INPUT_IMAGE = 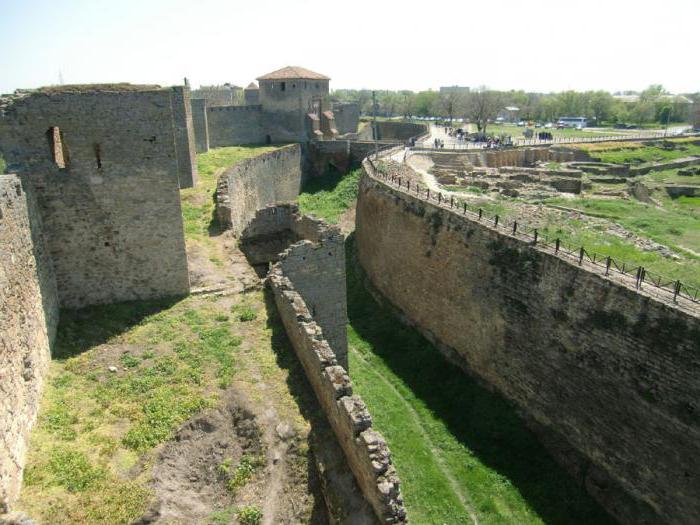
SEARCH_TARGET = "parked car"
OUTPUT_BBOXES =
[517,121,526,127]
[544,122,554,129]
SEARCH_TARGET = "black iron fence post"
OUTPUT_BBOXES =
[555,238,560,253]
[512,221,517,235]
[674,280,681,303]
[533,229,538,244]
[494,215,499,227]
[578,247,584,265]
[605,256,611,276]
[478,209,482,220]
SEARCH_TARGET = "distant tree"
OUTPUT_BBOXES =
[414,91,439,116]
[398,91,417,119]
[631,100,655,126]
[588,91,615,124]
[434,90,466,124]
[464,88,502,135]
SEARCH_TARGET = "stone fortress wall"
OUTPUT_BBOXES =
[0,84,197,511]
[355,159,700,525]
[190,98,210,153]
[0,85,194,308]
[215,144,304,235]
[332,103,360,135]
[0,176,58,512]
[206,104,267,147]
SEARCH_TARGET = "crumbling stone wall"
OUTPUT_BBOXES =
[414,146,588,168]
[269,237,405,523]
[236,204,349,366]
[0,175,58,512]
[215,144,303,235]
[355,163,700,525]
[0,85,191,308]
[276,214,348,368]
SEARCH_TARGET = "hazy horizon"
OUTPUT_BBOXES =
[1,0,698,95]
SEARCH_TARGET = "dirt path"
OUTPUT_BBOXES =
[351,348,479,524]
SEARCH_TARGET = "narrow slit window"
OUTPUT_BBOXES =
[46,126,68,168]
[281,82,286,92]
[94,143,102,168]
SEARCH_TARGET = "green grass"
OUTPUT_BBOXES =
[446,185,486,194]
[0,153,6,173]
[231,302,258,322]
[297,168,362,223]
[344,238,614,524]
[544,197,700,286]
[582,139,700,165]
[17,295,248,522]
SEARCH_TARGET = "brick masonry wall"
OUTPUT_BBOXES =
[190,98,210,153]
[269,261,405,524]
[206,105,266,147]
[215,144,303,235]
[355,163,700,525]
[0,86,191,308]
[0,175,58,512]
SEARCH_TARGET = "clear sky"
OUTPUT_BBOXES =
[1,0,698,95]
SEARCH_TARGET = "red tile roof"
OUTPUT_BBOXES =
[257,66,330,81]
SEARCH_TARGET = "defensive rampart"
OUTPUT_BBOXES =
[207,104,266,147]
[0,175,58,512]
[268,217,405,523]
[215,144,304,235]
[191,98,210,153]
[355,159,700,525]
[0,85,192,309]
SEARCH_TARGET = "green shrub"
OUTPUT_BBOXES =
[237,505,263,525]
[219,454,265,494]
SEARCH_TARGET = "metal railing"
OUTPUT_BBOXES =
[415,130,697,151]
[365,157,700,309]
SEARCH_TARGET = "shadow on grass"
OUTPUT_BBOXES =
[300,166,346,195]
[344,234,615,524]
[53,296,184,360]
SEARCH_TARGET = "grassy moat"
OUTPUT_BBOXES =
[299,168,614,524]
[19,144,657,524]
